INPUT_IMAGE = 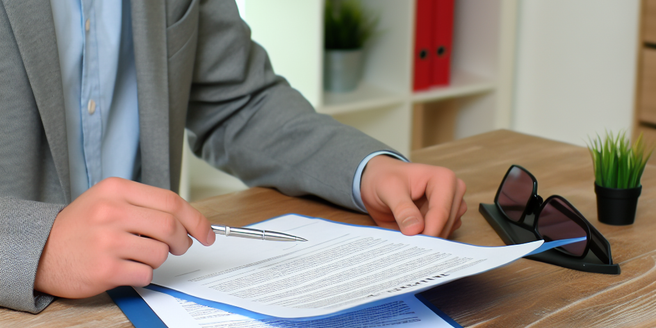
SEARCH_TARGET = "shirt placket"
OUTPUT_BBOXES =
[80,0,102,188]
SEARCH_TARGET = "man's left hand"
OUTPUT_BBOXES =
[360,156,467,238]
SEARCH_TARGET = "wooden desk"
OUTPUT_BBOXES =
[2,130,655,327]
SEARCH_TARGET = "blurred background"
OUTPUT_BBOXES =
[181,0,643,201]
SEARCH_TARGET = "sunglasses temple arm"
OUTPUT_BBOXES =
[549,199,613,264]
[588,226,613,265]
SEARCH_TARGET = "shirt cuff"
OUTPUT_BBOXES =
[352,151,409,213]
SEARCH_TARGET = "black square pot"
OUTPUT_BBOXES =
[594,183,642,225]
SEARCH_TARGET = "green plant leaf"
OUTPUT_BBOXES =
[325,0,379,50]
[587,130,654,189]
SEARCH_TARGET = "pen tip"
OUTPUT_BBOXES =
[298,237,308,242]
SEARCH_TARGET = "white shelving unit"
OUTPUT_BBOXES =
[245,0,517,154]
[181,0,518,201]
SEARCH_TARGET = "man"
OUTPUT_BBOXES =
[0,0,466,313]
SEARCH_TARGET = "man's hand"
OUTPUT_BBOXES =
[34,178,215,298]
[360,156,467,238]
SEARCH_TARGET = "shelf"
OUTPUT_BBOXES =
[411,70,495,103]
[317,70,494,116]
[317,82,405,115]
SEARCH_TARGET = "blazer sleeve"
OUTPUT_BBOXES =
[185,1,397,211]
[0,198,62,313]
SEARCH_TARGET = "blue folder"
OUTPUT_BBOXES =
[107,286,462,328]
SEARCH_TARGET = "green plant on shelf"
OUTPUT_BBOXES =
[324,0,379,50]
[588,131,653,189]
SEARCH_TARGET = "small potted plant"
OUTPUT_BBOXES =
[588,131,653,225]
[323,0,378,92]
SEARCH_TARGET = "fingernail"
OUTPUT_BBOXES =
[401,216,420,228]
[206,229,216,245]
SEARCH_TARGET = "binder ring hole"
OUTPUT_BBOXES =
[437,46,447,57]
[419,49,429,59]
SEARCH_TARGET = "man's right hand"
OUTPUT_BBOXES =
[34,177,215,298]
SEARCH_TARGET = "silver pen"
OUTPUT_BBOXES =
[211,225,308,242]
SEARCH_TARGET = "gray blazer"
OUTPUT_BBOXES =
[0,0,392,313]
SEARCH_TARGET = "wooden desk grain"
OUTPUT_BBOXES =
[2,130,654,327]
[412,130,656,327]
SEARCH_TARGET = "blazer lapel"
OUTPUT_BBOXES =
[2,0,71,202]
[130,1,171,190]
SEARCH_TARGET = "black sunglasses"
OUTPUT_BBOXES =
[494,165,615,268]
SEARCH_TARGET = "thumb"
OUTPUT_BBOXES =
[379,189,425,235]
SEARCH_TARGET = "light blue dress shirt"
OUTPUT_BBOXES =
[51,0,140,200]
[50,0,404,210]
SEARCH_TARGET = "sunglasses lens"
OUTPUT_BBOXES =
[537,198,587,257]
[498,166,534,222]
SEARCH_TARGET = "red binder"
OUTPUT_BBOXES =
[431,0,454,87]
[412,0,454,91]
[413,0,434,91]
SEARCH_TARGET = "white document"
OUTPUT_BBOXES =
[152,214,541,319]
[135,287,459,327]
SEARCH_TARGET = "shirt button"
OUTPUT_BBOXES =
[88,99,96,115]
[85,19,90,32]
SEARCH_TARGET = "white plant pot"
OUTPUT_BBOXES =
[323,49,363,93]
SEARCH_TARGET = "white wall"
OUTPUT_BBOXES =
[244,0,323,107]
[512,1,641,146]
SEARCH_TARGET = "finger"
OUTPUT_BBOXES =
[457,198,468,218]
[449,199,467,236]
[116,232,171,269]
[422,172,458,237]
[377,180,425,235]
[98,178,215,246]
[438,179,467,238]
[450,217,462,234]
[112,260,156,288]
[447,199,466,236]
[119,205,193,255]
[366,203,400,229]
[132,188,213,246]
